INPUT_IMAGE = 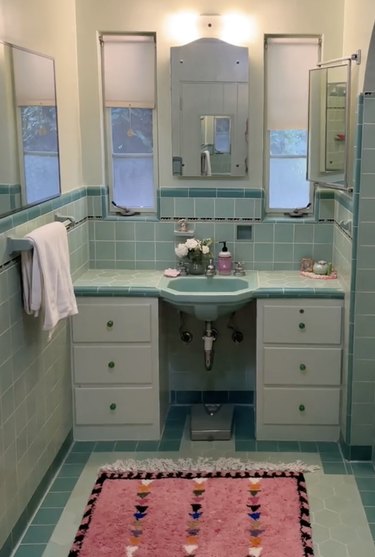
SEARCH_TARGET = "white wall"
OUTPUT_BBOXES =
[0,0,82,192]
[1,0,374,196]
[76,0,346,190]
[343,0,375,91]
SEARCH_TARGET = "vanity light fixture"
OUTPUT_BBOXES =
[167,12,256,46]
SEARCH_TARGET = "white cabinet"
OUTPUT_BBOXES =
[71,297,168,441]
[256,299,343,441]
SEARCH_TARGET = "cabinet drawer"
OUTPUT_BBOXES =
[75,387,155,425]
[262,303,342,344]
[262,388,340,425]
[72,302,152,342]
[73,345,153,384]
[263,347,341,385]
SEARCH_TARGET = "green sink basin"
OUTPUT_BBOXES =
[167,277,248,293]
[159,273,257,321]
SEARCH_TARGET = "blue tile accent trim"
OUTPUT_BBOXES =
[244,189,263,198]
[316,189,335,200]
[160,188,190,197]
[170,390,255,404]
[189,188,217,197]
[0,431,72,557]
[87,185,106,195]
[0,183,21,193]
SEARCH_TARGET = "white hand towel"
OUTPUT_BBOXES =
[21,221,78,336]
[200,150,212,176]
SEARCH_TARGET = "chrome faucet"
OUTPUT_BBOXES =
[205,258,216,277]
[233,261,246,276]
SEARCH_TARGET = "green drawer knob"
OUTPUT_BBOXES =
[107,320,114,328]
[299,363,306,371]
[299,322,305,330]
[299,404,305,412]
[109,402,116,410]
[108,361,115,369]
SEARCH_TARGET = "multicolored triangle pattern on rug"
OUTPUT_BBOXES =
[69,469,314,557]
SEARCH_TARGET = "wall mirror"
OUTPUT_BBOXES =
[171,38,249,178]
[307,62,351,190]
[0,41,60,218]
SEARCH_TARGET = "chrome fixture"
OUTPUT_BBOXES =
[202,320,216,370]
[233,261,246,276]
[339,219,352,234]
[205,258,216,277]
[177,261,188,276]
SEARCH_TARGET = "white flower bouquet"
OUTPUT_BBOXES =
[175,237,213,263]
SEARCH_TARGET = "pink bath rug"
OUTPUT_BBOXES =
[69,468,314,556]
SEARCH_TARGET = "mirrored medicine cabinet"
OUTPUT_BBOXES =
[0,41,61,218]
[171,38,249,178]
[307,60,353,190]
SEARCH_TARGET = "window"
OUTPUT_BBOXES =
[21,106,59,204]
[101,34,156,213]
[12,47,60,205]
[265,37,320,213]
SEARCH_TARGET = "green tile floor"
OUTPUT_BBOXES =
[10,405,375,556]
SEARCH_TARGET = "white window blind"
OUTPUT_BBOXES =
[266,38,319,130]
[101,35,155,108]
[12,49,55,106]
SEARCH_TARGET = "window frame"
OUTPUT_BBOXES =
[101,33,158,215]
[264,35,321,216]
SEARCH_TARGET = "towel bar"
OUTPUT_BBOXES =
[7,217,75,255]
[54,213,76,225]
[7,237,34,254]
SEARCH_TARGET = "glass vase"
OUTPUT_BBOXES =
[189,261,205,275]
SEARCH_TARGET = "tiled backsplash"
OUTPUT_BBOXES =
[88,217,336,271]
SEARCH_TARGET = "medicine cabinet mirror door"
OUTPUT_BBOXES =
[171,38,249,178]
[0,42,61,218]
[307,62,351,190]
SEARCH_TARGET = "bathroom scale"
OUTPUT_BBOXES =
[190,403,234,441]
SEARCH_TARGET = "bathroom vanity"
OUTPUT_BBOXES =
[71,270,344,442]
[256,298,343,441]
[71,297,168,440]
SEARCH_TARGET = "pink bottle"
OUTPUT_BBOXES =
[218,241,232,275]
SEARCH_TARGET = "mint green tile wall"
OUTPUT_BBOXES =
[0,191,89,552]
[89,187,337,271]
[351,94,375,447]
[333,217,353,442]
[89,217,336,271]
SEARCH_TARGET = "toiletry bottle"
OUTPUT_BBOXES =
[218,241,232,275]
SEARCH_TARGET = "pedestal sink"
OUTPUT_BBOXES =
[159,273,258,320]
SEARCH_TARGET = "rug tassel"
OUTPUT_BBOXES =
[99,457,320,475]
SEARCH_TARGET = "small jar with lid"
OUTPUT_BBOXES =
[313,260,329,275]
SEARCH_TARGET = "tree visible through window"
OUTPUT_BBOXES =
[269,129,309,209]
[110,108,154,209]
[21,106,59,205]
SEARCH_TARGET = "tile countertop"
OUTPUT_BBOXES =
[73,269,344,299]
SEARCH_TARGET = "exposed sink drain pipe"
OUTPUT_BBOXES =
[202,320,217,370]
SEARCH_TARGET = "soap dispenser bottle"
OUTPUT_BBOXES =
[218,241,232,275]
